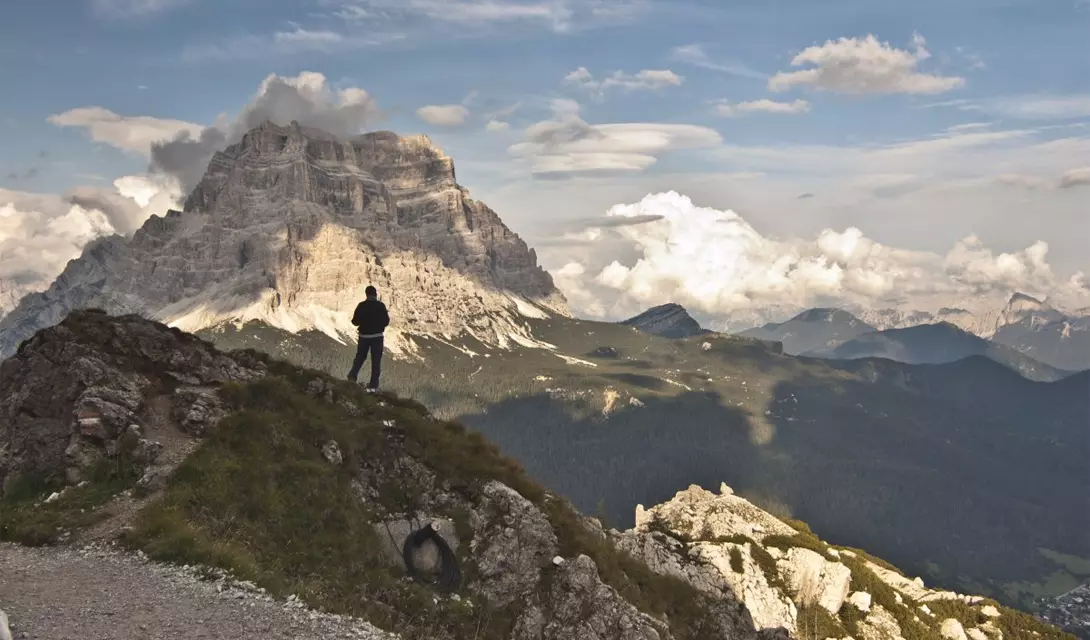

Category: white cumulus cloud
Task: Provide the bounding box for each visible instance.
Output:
[716,99,811,117]
[0,175,184,304]
[417,104,471,127]
[47,107,203,156]
[768,34,965,95]
[552,191,1090,321]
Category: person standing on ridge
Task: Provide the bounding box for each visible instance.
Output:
[348,285,390,391]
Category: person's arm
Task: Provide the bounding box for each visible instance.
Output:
[381,303,390,329]
[351,302,364,326]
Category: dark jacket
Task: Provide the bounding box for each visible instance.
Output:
[351,298,390,336]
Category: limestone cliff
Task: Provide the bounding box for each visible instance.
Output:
[0,121,567,358]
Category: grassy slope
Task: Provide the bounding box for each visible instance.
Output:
[198,317,1090,612]
[1,353,735,640]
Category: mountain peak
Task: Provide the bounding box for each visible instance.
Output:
[621,303,708,339]
[1008,292,1046,308]
[0,123,567,358]
[791,307,866,325]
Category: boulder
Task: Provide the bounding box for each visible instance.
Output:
[781,547,852,614]
[469,481,558,608]
[858,605,906,640]
[849,591,873,613]
[941,618,969,640]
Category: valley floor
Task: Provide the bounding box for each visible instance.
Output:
[0,543,393,640]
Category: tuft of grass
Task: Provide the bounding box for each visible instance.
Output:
[797,603,848,640]
[0,433,144,545]
[838,599,864,637]
[838,545,907,576]
[764,533,831,557]
[729,546,744,574]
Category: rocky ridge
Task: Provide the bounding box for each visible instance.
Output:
[0,279,41,324]
[0,310,757,640]
[614,484,1073,640]
[0,121,567,359]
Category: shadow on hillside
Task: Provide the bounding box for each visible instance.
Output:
[454,389,775,529]
[758,364,1090,608]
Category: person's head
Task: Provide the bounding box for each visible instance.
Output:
[365,285,378,299]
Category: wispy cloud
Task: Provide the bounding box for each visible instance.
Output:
[715,99,811,117]
[89,0,193,20]
[564,67,683,100]
[926,94,1090,121]
[47,107,203,156]
[180,27,404,62]
[508,99,722,177]
[670,44,767,80]
[997,167,1090,190]
[328,0,647,33]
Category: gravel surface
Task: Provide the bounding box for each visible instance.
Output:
[0,543,398,640]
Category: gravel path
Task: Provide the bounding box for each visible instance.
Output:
[0,543,397,640]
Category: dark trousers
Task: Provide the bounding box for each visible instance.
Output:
[348,335,384,388]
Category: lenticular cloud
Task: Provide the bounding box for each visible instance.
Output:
[553,191,1090,319]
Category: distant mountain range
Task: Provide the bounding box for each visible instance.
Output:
[728,294,1089,374]
[804,322,1073,381]
[738,308,877,355]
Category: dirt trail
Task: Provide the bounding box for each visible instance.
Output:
[0,543,395,640]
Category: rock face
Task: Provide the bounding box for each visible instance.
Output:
[990,294,1090,372]
[0,121,567,359]
[622,303,710,339]
[0,309,265,491]
[0,278,42,323]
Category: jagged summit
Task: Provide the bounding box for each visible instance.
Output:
[621,303,710,339]
[0,120,568,358]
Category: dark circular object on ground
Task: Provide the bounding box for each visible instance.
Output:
[402,524,462,593]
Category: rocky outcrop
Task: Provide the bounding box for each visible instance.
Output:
[616,484,1071,640]
[0,309,265,491]
[0,120,567,358]
[622,304,710,339]
[1039,580,1090,640]
[514,555,669,640]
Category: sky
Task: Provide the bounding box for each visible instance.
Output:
[1,0,1089,322]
